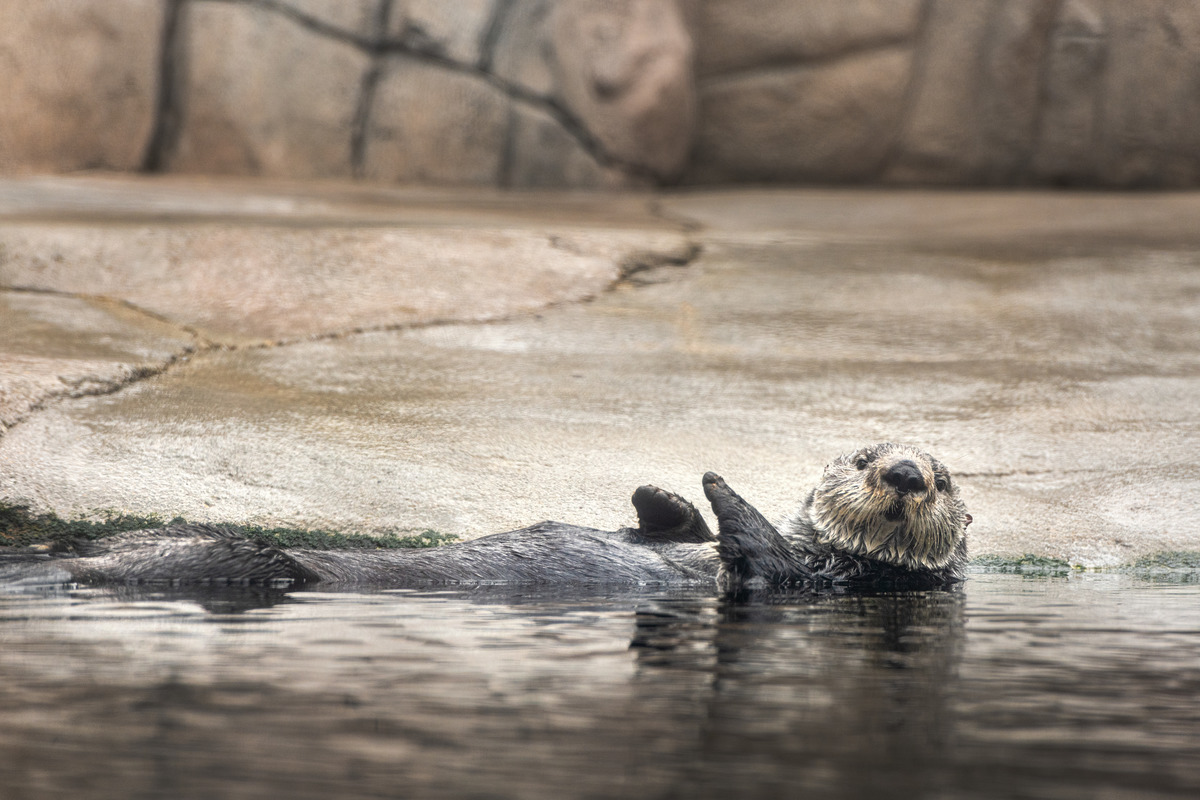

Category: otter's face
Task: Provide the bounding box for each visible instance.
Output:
[809,442,970,571]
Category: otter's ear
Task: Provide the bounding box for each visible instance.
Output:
[964,514,973,528]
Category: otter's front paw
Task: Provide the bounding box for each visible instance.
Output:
[702,471,749,525]
[703,472,809,591]
[703,472,760,558]
[631,485,714,543]
[702,471,730,501]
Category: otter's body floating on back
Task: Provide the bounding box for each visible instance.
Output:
[3,444,970,593]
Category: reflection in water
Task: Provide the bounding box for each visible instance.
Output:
[1,574,1198,799]
[624,590,967,799]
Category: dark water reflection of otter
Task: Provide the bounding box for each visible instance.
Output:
[2,577,1199,800]
[626,590,966,799]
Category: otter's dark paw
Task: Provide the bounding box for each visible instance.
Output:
[703,472,811,592]
[631,485,715,544]
[702,471,733,505]
[703,472,765,547]
[703,472,752,525]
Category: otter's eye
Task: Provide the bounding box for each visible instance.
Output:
[854,456,869,470]
[935,478,948,492]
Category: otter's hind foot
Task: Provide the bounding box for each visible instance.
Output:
[703,472,811,592]
[631,485,715,544]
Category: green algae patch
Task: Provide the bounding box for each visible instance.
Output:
[970,554,1076,575]
[0,502,456,550]
[969,552,1200,582]
[0,503,168,547]
[1131,551,1200,570]
[1123,551,1200,584]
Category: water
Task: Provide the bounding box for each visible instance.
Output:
[1,573,1198,800]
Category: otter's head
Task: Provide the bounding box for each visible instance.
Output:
[808,442,971,571]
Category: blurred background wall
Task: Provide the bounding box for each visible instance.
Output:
[3,0,1197,188]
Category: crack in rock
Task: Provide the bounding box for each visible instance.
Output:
[0,223,704,438]
[0,286,210,438]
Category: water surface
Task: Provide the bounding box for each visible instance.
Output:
[1,573,1197,799]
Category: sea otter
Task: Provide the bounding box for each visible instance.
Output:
[0,444,970,592]
[705,442,971,592]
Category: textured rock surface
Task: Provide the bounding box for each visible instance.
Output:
[2,176,1199,565]
[4,1,1200,187]
[694,0,1200,187]
[695,0,922,76]
[692,47,913,183]
[882,1,1013,183]
[0,0,164,174]
[169,1,371,178]
[386,0,497,64]
[0,224,690,345]
[485,0,697,181]
[487,0,557,96]
[1088,2,1200,187]
[0,291,195,436]
[1033,0,1111,185]
[165,0,694,185]
[274,0,381,38]
[505,103,632,189]
[0,175,694,346]
[363,59,510,185]
[550,0,696,179]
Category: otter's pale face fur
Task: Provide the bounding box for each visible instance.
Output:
[805,442,970,571]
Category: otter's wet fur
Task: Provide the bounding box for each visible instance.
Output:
[707,443,971,593]
[1,444,969,593]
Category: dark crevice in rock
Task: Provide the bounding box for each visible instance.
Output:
[224,239,705,349]
[1085,35,1110,175]
[477,0,516,72]
[1026,0,1067,183]
[228,0,367,47]
[543,235,703,288]
[645,200,705,233]
[214,0,656,184]
[141,0,187,172]
[47,362,183,401]
[0,288,210,439]
[496,104,519,189]
[616,242,704,286]
[0,353,202,441]
[876,0,937,180]
[3,284,216,350]
[237,316,506,350]
[0,230,701,436]
[972,0,1061,185]
[350,0,393,178]
[349,63,383,178]
[2,230,701,357]
[956,467,1104,479]
[967,3,1000,182]
[378,45,657,183]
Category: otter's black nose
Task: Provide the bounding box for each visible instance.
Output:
[882,460,926,494]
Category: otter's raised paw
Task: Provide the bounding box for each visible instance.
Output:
[631,485,715,544]
[703,471,811,591]
[702,472,759,530]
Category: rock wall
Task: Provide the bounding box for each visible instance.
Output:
[2,0,1199,187]
[1,0,694,188]
[0,1,165,175]
[692,0,1200,187]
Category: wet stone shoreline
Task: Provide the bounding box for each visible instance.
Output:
[3,175,1200,568]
